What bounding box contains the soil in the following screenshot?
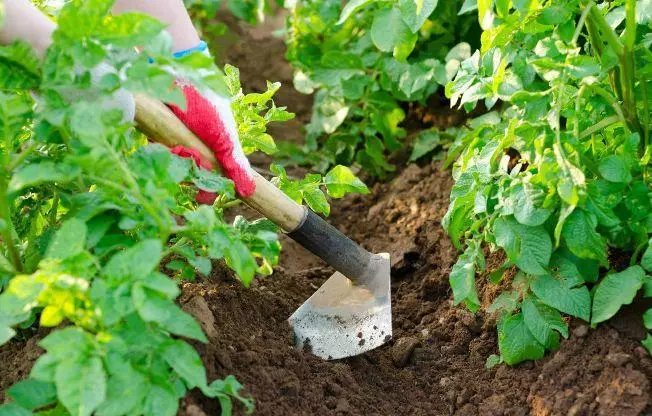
[2,9,651,416]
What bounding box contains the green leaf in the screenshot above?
[511,183,552,226]
[162,340,207,389]
[485,354,503,368]
[562,210,607,265]
[324,165,369,198]
[644,276,652,297]
[0,326,15,345]
[550,248,599,284]
[443,183,475,249]
[103,240,163,281]
[409,130,441,161]
[184,205,217,232]
[202,375,253,414]
[302,186,330,216]
[459,0,478,14]
[531,273,591,321]
[57,0,114,39]
[498,313,545,365]
[9,161,80,193]
[40,328,95,361]
[643,308,652,330]
[643,334,652,355]
[0,404,31,416]
[398,0,438,33]
[641,239,652,272]
[98,13,166,48]
[522,297,568,346]
[46,219,87,261]
[7,379,57,410]
[96,362,148,416]
[487,291,520,315]
[191,169,235,199]
[30,355,59,383]
[591,266,645,325]
[0,41,42,89]
[449,247,481,312]
[55,356,107,416]
[224,240,257,286]
[140,272,180,299]
[598,155,632,183]
[537,4,571,24]
[142,383,178,416]
[337,0,377,24]
[133,286,207,343]
[494,216,552,275]
[371,7,418,61]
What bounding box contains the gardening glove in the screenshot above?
[165,41,256,202]
[85,62,136,122]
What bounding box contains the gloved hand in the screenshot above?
[165,42,256,202]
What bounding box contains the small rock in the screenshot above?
[439,377,453,388]
[366,201,385,221]
[215,349,233,370]
[572,325,589,338]
[567,403,583,416]
[182,296,217,339]
[633,346,649,360]
[185,404,207,416]
[456,403,478,416]
[392,336,420,368]
[456,388,472,406]
[325,397,337,410]
[335,397,350,413]
[606,352,631,366]
[519,361,535,370]
[324,381,343,396]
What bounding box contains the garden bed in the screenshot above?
[1,9,651,416]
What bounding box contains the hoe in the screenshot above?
[134,94,392,360]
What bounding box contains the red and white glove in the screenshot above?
[167,81,256,202]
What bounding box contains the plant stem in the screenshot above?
[0,175,23,273]
[49,193,59,227]
[572,3,593,45]
[586,2,624,56]
[104,145,170,241]
[221,200,242,209]
[586,0,643,142]
[163,237,189,257]
[623,0,637,50]
[6,141,38,173]
[579,115,621,139]
[588,85,628,128]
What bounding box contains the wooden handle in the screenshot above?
[133,93,306,232]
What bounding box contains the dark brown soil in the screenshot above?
[2,9,651,416]
[172,159,652,416]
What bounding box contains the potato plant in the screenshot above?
[0,0,367,414]
[281,0,481,176]
[443,0,652,364]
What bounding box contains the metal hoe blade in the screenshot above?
[288,253,392,360]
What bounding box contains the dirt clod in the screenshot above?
[573,325,589,338]
[391,337,420,368]
[606,352,632,367]
[182,295,218,339]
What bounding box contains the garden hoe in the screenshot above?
[133,94,392,360]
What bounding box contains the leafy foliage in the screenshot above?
[444,0,651,364]
[0,0,366,413]
[281,0,480,176]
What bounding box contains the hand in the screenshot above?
[167,79,256,199]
